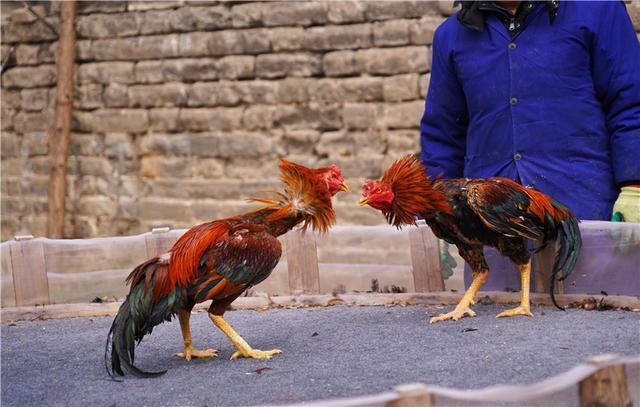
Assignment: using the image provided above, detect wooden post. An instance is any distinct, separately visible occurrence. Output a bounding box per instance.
[46,1,76,238]
[285,229,320,295]
[579,354,631,407]
[534,243,563,294]
[409,224,444,292]
[144,227,176,258]
[9,236,50,306]
[388,383,433,407]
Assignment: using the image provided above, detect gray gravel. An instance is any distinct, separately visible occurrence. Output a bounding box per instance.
[1,304,639,406]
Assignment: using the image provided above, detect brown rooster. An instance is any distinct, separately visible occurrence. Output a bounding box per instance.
[360,155,582,323]
[106,160,348,378]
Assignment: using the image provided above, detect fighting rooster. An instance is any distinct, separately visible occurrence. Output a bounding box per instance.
[106,161,348,378]
[360,155,581,323]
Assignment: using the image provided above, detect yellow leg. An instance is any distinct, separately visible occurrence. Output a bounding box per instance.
[496,261,534,318]
[209,313,282,361]
[175,310,218,361]
[430,272,488,324]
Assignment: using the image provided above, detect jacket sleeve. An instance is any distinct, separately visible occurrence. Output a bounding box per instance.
[419,24,468,180]
[591,2,640,185]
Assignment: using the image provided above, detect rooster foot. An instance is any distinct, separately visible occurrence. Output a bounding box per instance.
[230,348,283,361]
[175,347,219,361]
[429,307,476,324]
[496,306,533,318]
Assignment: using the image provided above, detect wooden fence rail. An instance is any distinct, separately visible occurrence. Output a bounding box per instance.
[291,354,639,407]
[1,225,443,306]
[3,221,639,307]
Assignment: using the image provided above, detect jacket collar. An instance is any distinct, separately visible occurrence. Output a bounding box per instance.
[454,1,559,32]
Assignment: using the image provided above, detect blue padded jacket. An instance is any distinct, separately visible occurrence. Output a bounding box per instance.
[420,1,640,220]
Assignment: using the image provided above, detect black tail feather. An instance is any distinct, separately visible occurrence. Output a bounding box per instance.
[549,210,582,310]
[105,261,182,379]
[104,297,168,379]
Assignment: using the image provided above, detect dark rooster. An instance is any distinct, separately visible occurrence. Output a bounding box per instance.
[106,161,348,378]
[360,155,581,323]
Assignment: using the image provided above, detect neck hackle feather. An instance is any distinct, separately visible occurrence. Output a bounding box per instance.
[248,160,336,234]
[382,155,452,228]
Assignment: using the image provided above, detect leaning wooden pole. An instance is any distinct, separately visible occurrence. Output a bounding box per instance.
[47,1,76,238]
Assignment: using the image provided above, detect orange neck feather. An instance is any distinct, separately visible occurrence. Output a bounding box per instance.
[382,155,452,227]
[249,160,336,234]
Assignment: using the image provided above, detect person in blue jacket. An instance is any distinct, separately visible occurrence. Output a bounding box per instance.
[420,1,640,222]
[420,1,640,291]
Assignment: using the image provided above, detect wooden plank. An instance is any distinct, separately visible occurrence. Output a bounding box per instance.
[408,225,443,292]
[534,243,563,294]
[2,292,640,322]
[579,355,631,407]
[284,229,320,295]
[46,1,77,238]
[144,227,177,259]
[9,238,50,306]
[388,384,433,407]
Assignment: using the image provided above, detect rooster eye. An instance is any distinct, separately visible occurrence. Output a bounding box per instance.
[376,188,382,193]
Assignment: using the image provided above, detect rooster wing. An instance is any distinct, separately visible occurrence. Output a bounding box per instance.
[465,178,564,242]
[189,223,282,304]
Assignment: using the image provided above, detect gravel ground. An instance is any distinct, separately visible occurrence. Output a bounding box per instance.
[1,304,639,406]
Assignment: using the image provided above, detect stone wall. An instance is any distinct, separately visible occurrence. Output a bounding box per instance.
[2,1,639,241]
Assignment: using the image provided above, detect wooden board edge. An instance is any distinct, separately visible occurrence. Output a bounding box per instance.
[1,292,638,322]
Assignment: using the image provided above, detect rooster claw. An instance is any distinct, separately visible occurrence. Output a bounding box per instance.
[496,306,533,318]
[429,307,476,324]
[230,348,283,361]
[175,347,218,361]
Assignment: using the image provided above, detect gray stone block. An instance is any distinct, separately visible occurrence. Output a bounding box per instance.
[355,46,430,75]
[323,51,357,77]
[302,24,372,51]
[373,19,411,47]
[383,101,425,129]
[77,12,139,38]
[383,74,420,102]
[78,62,135,84]
[327,2,366,24]
[262,2,328,27]
[2,65,56,89]
[92,35,180,60]
[74,109,149,133]
[128,83,189,107]
[256,53,322,79]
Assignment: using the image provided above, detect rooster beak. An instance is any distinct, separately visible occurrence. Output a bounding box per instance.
[358,198,368,206]
[340,181,349,192]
